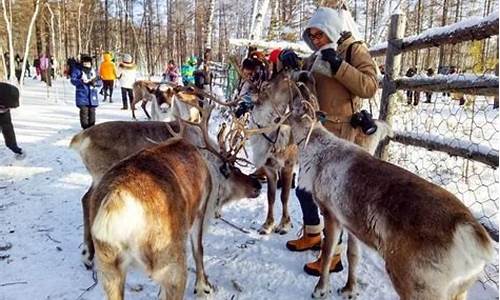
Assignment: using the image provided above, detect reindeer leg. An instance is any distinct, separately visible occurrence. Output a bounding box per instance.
[131,101,137,120]
[312,205,341,299]
[81,185,94,270]
[94,240,126,300]
[258,167,277,235]
[275,165,293,234]
[339,233,360,299]
[141,101,151,119]
[154,244,188,300]
[190,215,213,295]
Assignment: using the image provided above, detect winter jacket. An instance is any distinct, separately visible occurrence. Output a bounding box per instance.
[99,53,117,80]
[117,62,137,89]
[181,64,195,85]
[40,56,50,71]
[71,66,99,107]
[165,65,180,82]
[302,10,378,141]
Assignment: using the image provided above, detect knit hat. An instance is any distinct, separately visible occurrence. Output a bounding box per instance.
[268,48,282,64]
[80,55,92,63]
[123,54,132,63]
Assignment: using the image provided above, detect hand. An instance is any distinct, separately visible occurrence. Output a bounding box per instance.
[320,49,343,74]
[279,49,300,70]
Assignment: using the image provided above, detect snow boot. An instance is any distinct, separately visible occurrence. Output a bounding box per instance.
[303,253,343,276]
[286,229,321,252]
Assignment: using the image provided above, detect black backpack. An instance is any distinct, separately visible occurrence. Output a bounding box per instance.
[0,82,20,108]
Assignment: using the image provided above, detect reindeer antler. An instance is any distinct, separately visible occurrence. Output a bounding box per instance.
[175,85,241,107]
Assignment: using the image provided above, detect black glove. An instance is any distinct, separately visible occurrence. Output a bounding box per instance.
[279,49,300,70]
[321,48,343,75]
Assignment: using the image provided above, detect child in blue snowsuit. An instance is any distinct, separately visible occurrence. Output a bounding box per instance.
[71,55,99,129]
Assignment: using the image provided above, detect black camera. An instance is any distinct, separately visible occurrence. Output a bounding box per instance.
[234,98,254,118]
[350,110,377,135]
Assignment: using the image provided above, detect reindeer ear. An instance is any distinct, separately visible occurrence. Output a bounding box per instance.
[146,84,156,93]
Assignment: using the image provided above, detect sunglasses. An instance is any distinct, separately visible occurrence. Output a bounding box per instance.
[308,31,325,41]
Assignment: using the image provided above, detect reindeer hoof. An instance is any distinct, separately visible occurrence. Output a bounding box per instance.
[194,280,214,296]
[81,245,93,270]
[311,290,328,299]
[275,221,292,235]
[312,284,330,299]
[338,287,359,299]
[258,223,275,235]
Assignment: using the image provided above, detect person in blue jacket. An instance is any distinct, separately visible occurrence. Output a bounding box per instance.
[71,55,99,129]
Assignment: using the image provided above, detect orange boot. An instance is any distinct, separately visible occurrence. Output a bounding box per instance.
[303,250,343,276]
[286,225,322,251]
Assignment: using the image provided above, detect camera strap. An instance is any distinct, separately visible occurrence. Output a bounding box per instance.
[345,40,376,116]
[345,41,363,115]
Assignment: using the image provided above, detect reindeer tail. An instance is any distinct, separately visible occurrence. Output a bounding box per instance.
[69,131,85,150]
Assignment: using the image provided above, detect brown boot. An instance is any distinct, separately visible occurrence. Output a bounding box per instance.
[303,254,343,276]
[286,232,321,252]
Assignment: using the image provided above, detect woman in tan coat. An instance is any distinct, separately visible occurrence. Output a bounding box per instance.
[281,6,378,276]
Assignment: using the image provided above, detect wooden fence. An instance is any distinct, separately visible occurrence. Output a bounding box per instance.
[369,12,499,168]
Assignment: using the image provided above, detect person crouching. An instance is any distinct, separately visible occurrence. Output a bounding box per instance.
[71,55,99,129]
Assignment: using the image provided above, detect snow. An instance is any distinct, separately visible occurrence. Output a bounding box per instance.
[0,78,498,300]
[394,130,498,157]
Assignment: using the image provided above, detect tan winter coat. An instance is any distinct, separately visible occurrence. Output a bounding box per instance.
[304,36,378,142]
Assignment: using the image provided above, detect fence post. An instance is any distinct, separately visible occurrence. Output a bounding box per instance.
[376,13,406,159]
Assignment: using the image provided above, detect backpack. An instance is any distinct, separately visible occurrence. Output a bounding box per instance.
[0,82,20,108]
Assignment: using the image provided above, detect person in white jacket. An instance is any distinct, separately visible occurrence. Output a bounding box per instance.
[117,54,137,110]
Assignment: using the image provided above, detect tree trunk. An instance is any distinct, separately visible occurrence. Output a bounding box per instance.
[204,0,215,50]
[20,0,41,86]
[414,0,422,67]
[249,0,270,40]
[438,0,448,68]
[1,0,16,82]
[105,0,109,50]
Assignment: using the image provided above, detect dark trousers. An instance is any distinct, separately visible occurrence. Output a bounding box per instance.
[0,110,22,154]
[425,92,432,103]
[102,80,114,101]
[406,91,420,106]
[296,186,343,244]
[121,87,133,109]
[79,106,96,129]
[296,188,321,226]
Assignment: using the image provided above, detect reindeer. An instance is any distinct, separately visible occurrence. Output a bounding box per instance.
[70,96,263,270]
[245,80,391,235]
[86,106,263,300]
[257,69,494,300]
[131,80,176,120]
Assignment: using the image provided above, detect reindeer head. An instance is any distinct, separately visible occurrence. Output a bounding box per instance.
[144,83,176,110]
[244,70,318,129]
[169,103,262,205]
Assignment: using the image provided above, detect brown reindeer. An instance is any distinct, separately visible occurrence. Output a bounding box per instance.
[259,70,494,300]
[131,80,176,120]
[87,107,262,300]
[70,120,205,269]
[70,89,246,269]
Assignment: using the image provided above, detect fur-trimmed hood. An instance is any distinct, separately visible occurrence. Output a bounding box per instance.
[302,7,362,51]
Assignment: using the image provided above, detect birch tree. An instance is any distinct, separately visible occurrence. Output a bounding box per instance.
[1,0,15,82]
[19,0,41,85]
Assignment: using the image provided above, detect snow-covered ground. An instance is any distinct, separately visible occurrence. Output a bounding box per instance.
[0,78,498,300]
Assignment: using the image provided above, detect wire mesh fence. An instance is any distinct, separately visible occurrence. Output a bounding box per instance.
[364,73,499,289]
